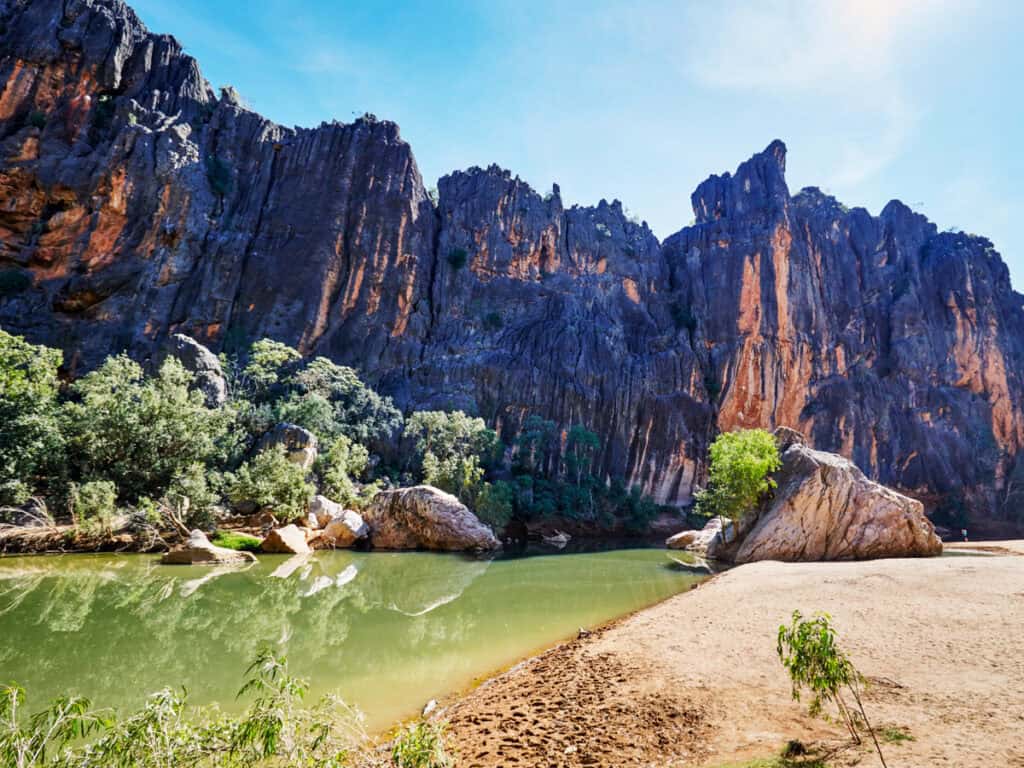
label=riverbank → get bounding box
[439,546,1024,767]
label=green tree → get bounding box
[476,480,515,529]
[0,330,64,505]
[404,410,500,506]
[285,356,402,444]
[226,446,314,521]
[696,428,781,532]
[777,610,888,767]
[61,356,231,503]
[317,435,376,508]
[241,338,301,401]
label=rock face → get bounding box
[167,333,227,406]
[256,424,318,470]
[260,524,311,554]
[708,435,943,563]
[161,529,256,565]
[364,486,500,551]
[2,0,1023,525]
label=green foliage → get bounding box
[391,721,453,768]
[446,248,468,270]
[317,435,376,509]
[0,330,64,506]
[70,480,116,521]
[205,154,232,197]
[61,356,231,504]
[28,111,46,130]
[879,726,914,743]
[165,462,221,530]
[696,429,781,528]
[226,446,314,520]
[405,410,499,507]
[210,531,262,552]
[777,610,888,766]
[287,357,402,445]
[475,480,514,529]
[0,649,367,767]
[0,270,31,297]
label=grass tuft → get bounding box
[211,531,262,552]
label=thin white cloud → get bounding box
[675,0,972,187]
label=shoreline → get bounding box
[435,544,1024,767]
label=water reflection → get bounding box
[0,549,704,730]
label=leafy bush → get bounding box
[317,435,376,508]
[777,610,888,766]
[0,648,369,767]
[226,446,314,520]
[391,721,453,768]
[475,480,514,529]
[695,428,781,531]
[28,110,46,129]
[165,462,221,530]
[446,248,468,270]
[0,330,64,506]
[405,410,499,507]
[211,530,262,552]
[70,480,117,522]
[61,356,231,503]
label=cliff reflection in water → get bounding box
[0,549,704,730]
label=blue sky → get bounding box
[130,0,1024,286]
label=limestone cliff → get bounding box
[1,0,1022,524]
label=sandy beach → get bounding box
[441,545,1024,767]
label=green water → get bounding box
[0,549,704,730]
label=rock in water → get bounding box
[161,530,256,565]
[256,424,319,470]
[364,486,500,552]
[167,334,227,407]
[722,443,943,563]
[665,517,729,554]
[321,510,369,548]
[261,525,311,554]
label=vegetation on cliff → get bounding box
[0,328,663,539]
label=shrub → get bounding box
[226,445,314,520]
[391,721,453,768]
[0,270,31,297]
[28,110,46,129]
[476,480,514,529]
[211,531,262,552]
[695,428,781,532]
[0,329,64,505]
[317,435,374,508]
[0,649,369,767]
[405,410,500,506]
[446,248,468,270]
[61,356,231,503]
[777,610,888,766]
[70,480,117,533]
[165,462,221,530]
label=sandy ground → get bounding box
[441,547,1024,767]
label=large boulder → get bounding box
[363,485,500,552]
[261,524,311,554]
[666,517,730,554]
[161,530,256,565]
[717,436,942,563]
[256,423,319,469]
[167,334,228,407]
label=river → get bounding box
[0,548,706,731]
